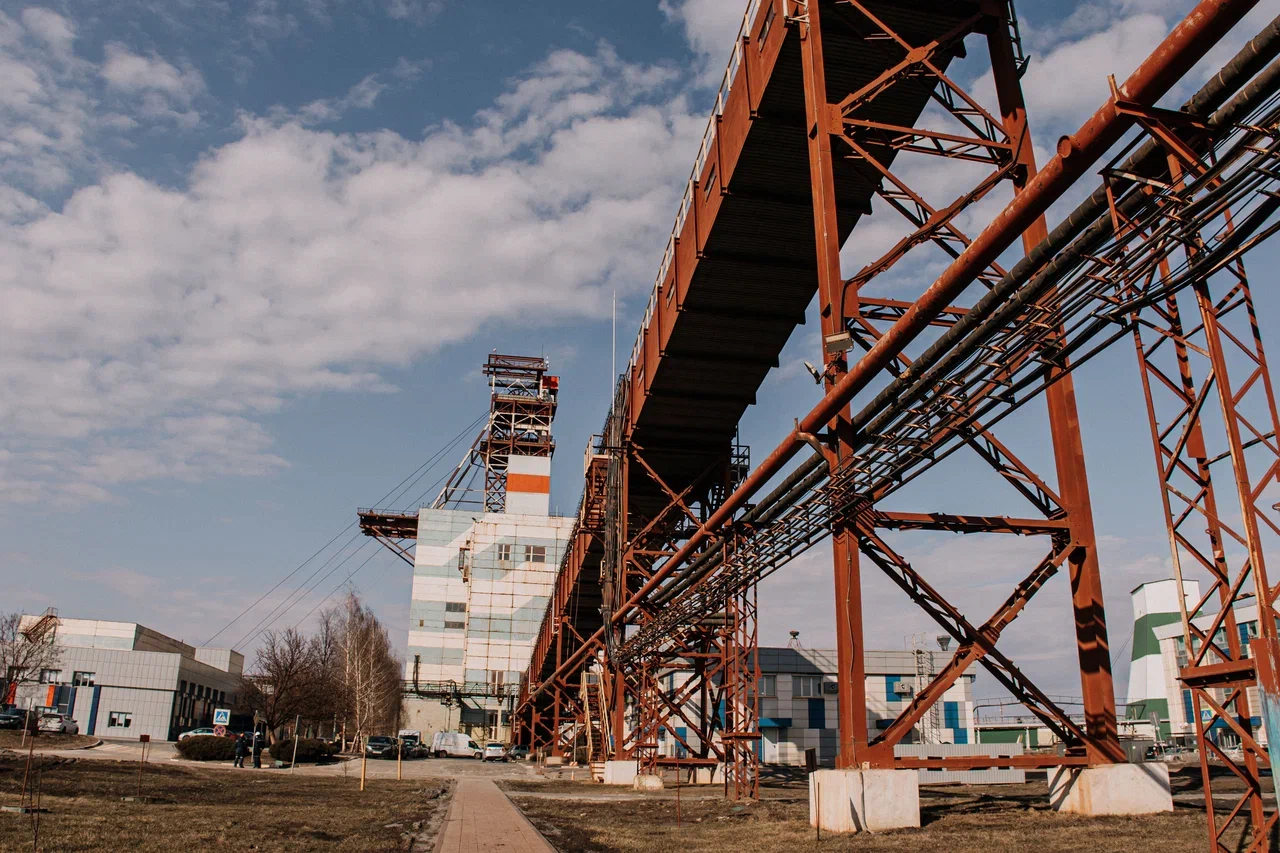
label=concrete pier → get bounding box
[808,768,920,833]
[602,759,638,786]
[1048,763,1173,815]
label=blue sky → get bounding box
[2,0,1277,702]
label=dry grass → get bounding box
[0,755,450,852]
[504,769,1272,853]
[0,732,97,751]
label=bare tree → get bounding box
[238,627,318,743]
[0,611,63,714]
[329,592,402,743]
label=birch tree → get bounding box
[328,592,402,742]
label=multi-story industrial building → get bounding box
[363,356,574,742]
[9,614,242,741]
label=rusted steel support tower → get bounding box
[1117,58,1280,847]
[797,0,1120,767]
[515,0,1280,838]
[436,354,558,513]
[359,354,559,564]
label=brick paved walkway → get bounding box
[436,777,555,853]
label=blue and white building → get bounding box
[656,645,976,766]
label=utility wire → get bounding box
[204,410,486,647]
[231,533,368,649]
[291,546,384,630]
[275,416,493,637]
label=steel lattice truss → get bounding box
[511,2,1280,845]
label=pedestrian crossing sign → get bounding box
[213,708,231,726]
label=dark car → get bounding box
[365,736,398,759]
[0,709,33,731]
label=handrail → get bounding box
[627,0,764,374]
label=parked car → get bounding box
[0,709,34,731]
[483,742,508,762]
[178,727,232,741]
[431,731,483,759]
[39,713,79,734]
[365,736,399,759]
[507,744,530,761]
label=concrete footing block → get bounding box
[543,756,564,767]
[603,759,639,786]
[633,773,664,791]
[808,768,920,833]
[1048,763,1173,816]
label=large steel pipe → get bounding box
[525,0,1260,701]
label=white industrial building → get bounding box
[1125,577,1269,748]
[9,615,242,741]
[401,507,573,738]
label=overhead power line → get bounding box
[203,411,487,647]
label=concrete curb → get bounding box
[430,781,457,853]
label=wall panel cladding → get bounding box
[406,507,574,724]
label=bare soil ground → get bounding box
[0,755,451,852]
[501,767,1274,853]
[0,732,97,750]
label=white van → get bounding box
[431,731,483,759]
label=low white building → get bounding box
[654,645,976,766]
[10,616,242,741]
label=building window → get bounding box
[759,675,776,697]
[444,621,465,630]
[496,543,512,563]
[72,671,95,686]
[525,545,547,563]
[446,602,467,613]
[418,619,424,627]
[38,669,61,684]
[793,675,822,698]
[108,711,132,729]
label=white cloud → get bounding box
[658,0,751,85]
[295,73,387,124]
[101,42,205,126]
[384,0,446,24]
[0,9,95,192]
[0,42,701,503]
[20,7,75,56]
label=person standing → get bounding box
[251,731,263,769]
[233,734,247,768]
